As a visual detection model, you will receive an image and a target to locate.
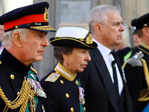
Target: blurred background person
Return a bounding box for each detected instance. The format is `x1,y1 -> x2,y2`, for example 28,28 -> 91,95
120,13 -> 149,112
132,30 -> 142,46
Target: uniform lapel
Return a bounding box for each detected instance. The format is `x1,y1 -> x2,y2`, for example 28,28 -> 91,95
91,48 -> 120,112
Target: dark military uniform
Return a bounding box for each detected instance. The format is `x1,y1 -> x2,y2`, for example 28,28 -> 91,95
117,12 -> 149,112
0,49 -> 46,112
0,1 -> 55,112
119,44 -> 149,112
41,26 -> 96,112
41,63 -> 86,112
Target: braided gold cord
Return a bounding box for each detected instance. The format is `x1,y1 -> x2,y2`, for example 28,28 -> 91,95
19,94 -> 29,112
138,59 -> 149,102
0,79 -> 35,112
122,61 -> 128,70
3,106 -> 8,112
29,90 -> 36,112
1,80 -> 28,109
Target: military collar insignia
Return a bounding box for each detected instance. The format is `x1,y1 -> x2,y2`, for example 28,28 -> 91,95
54,62 -> 77,81
45,72 -> 60,82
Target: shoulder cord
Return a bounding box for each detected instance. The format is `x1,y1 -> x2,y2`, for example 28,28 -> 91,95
138,59 -> 149,102
122,57 -> 149,102
0,79 -> 35,112
121,48 -> 149,102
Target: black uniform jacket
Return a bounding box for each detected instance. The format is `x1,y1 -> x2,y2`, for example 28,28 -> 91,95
41,63 -> 86,112
0,49 -> 44,112
118,45 -> 149,112
79,48 -> 134,112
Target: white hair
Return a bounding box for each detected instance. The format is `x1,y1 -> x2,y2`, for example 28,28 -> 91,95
88,5 -> 120,31
2,28 -> 28,49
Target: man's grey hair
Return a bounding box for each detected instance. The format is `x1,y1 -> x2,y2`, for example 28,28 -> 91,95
88,5 -> 120,31
2,28 -> 28,49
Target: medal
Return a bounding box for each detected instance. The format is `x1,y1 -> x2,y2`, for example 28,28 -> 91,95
27,78 -> 47,98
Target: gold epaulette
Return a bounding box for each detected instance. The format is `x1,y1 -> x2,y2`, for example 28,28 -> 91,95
45,72 -> 60,82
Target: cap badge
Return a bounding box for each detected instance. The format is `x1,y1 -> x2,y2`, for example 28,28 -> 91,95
85,33 -> 93,45
44,8 -> 48,21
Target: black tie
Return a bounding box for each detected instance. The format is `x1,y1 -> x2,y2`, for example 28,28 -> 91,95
111,60 -> 119,92
111,51 -> 119,93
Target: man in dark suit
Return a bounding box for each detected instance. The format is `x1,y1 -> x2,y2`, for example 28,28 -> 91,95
0,2 -> 55,112
79,5 -> 134,112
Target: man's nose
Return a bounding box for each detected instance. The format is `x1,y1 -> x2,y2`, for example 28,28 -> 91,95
119,24 -> 124,32
42,37 -> 49,47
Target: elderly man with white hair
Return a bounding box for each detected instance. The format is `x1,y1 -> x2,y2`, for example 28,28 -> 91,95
79,4 -> 134,112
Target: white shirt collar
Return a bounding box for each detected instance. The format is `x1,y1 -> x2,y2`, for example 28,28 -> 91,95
93,39 -> 112,56
93,39 -> 123,94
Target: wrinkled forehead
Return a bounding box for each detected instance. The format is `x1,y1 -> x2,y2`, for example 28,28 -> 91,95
105,11 -> 123,23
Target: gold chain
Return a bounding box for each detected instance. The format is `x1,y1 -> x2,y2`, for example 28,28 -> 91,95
0,79 -> 35,112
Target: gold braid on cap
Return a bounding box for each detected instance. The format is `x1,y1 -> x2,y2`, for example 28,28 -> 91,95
85,33 -> 93,45
0,79 -> 36,112
138,59 -> 149,102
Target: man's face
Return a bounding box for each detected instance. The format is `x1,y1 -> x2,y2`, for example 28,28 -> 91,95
63,48 -> 91,73
133,34 -> 141,46
99,11 -> 124,49
21,30 -> 49,65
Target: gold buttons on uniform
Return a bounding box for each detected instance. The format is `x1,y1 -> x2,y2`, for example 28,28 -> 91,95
60,80 -> 64,84
70,107 -> 74,112
75,80 -> 78,86
10,74 -> 15,80
65,93 -> 70,98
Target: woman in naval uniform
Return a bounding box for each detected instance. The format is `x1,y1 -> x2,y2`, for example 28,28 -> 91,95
41,26 -> 97,112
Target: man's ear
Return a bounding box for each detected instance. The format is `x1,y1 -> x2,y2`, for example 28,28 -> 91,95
11,31 -> 23,47
95,23 -> 101,31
